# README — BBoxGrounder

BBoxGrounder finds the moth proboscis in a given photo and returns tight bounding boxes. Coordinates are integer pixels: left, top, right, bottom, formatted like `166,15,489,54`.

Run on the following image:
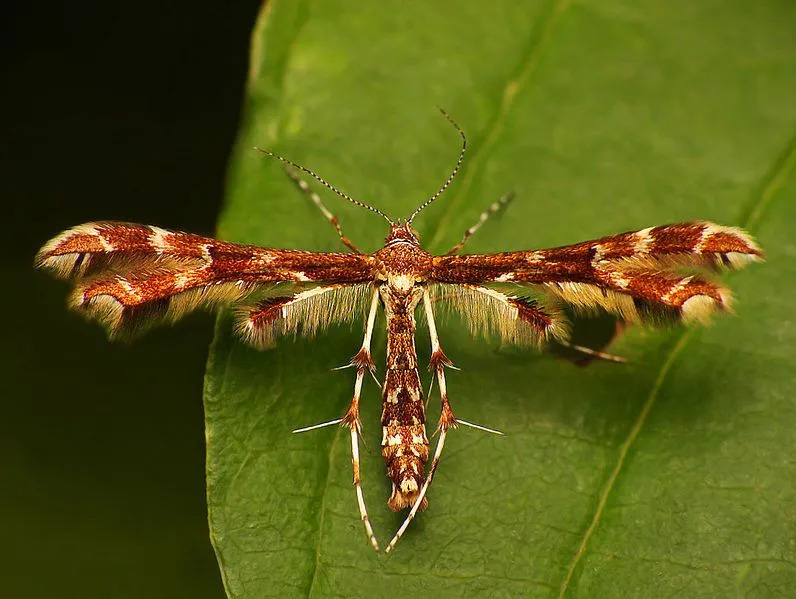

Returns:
35,110,763,553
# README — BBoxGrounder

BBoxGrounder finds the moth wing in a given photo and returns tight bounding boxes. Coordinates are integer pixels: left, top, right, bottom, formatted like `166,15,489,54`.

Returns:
431,221,762,326
36,222,375,338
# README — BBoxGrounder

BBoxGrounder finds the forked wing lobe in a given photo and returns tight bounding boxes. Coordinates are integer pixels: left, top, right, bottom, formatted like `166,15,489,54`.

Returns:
432,222,762,325
36,221,375,337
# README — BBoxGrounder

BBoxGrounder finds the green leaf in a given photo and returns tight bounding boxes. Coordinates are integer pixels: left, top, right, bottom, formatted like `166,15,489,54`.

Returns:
204,1,796,596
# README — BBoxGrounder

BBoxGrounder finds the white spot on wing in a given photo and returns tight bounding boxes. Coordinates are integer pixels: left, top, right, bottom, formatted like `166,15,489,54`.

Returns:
633,227,654,254
525,251,543,264
608,271,630,289
118,278,142,301
695,223,719,253
662,276,692,304
92,226,114,251
174,272,193,289
149,226,171,253
593,243,607,261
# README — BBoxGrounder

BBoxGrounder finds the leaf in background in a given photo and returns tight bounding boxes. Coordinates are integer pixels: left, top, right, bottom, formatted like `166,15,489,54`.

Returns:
204,1,796,596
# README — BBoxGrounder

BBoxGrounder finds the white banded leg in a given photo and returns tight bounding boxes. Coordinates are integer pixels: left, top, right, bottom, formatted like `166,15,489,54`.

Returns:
423,289,457,430
447,191,514,255
385,290,456,553
555,339,628,364
282,165,362,254
342,289,380,551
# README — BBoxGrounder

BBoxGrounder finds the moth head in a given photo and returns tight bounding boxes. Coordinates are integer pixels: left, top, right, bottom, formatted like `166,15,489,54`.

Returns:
385,221,420,245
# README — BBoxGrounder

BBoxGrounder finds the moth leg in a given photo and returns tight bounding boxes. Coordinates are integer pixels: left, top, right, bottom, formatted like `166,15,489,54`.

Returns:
555,339,628,364
341,288,380,551
282,165,363,254
423,289,457,431
446,191,514,255
384,289,456,553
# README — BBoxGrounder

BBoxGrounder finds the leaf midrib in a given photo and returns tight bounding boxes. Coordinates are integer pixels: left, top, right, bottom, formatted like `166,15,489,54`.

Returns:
307,425,345,597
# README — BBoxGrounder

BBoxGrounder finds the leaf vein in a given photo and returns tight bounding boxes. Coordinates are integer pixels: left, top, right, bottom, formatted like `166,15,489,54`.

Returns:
321,561,555,588
745,130,796,230
306,426,344,598
427,0,573,251
555,128,796,597
555,333,692,598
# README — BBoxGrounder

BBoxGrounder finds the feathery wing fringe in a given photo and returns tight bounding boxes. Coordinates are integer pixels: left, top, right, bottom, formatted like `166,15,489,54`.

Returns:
434,284,569,347
236,284,373,349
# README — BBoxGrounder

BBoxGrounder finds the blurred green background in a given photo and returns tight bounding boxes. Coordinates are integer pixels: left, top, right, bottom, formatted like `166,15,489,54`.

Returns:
3,2,259,596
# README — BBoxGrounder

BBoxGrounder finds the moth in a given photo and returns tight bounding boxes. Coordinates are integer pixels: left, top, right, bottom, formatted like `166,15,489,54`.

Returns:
35,112,763,553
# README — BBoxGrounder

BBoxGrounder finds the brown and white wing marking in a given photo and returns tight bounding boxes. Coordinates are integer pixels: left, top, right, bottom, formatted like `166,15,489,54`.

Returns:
35,222,375,337
435,284,569,347
432,222,763,326
236,284,373,349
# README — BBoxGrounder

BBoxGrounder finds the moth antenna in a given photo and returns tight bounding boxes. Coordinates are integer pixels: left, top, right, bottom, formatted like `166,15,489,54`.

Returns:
254,147,393,224
292,418,343,434
456,419,504,436
407,107,467,223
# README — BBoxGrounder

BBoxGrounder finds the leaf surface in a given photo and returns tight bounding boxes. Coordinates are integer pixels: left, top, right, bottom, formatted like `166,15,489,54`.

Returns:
205,1,796,596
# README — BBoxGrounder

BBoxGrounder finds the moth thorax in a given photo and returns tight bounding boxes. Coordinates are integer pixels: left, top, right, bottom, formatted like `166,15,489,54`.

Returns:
387,274,420,292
